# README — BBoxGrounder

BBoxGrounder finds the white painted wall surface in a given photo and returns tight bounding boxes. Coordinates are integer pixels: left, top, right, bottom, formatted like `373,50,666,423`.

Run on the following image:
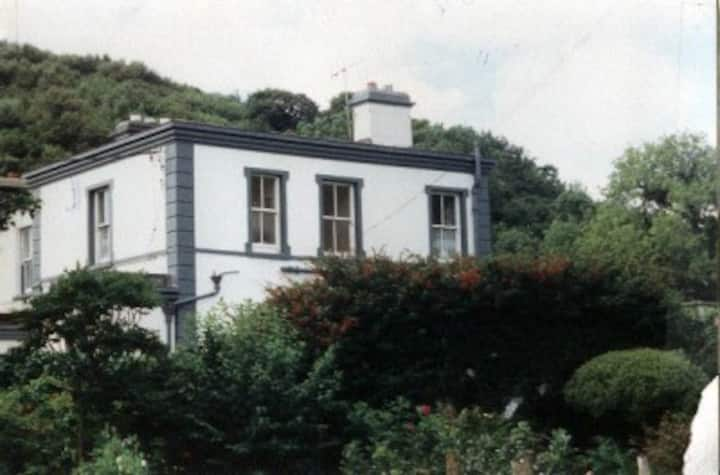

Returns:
352,102,413,147
39,149,167,279
193,144,474,314
194,144,473,258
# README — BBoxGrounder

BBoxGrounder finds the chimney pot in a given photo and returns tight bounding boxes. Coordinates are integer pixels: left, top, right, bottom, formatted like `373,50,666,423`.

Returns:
383,84,393,92
367,81,378,90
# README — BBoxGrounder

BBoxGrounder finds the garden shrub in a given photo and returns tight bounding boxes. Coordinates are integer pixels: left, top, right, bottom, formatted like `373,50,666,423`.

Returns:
582,438,636,475
163,302,343,472
0,375,76,474
268,255,671,412
74,429,149,475
564,348,705,440
341,398,584,474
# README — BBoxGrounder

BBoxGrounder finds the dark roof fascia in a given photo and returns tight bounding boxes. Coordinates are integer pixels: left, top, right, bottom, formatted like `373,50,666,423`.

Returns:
26,121,495,186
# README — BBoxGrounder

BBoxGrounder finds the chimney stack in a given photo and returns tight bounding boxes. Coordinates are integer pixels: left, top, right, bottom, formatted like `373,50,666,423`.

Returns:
349,82,414,147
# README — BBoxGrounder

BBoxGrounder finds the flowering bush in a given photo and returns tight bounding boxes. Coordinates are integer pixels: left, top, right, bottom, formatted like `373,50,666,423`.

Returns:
269,255,672,411
73,429,149,475
341,399,584,474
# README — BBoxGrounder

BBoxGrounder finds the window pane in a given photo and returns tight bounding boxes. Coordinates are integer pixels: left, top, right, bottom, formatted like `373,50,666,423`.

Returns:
20,228,31,259
98,227,110,261
251,176,262,208
96,190,106,224
430,228,442,255
442,229,457,256
431,194,442,225
251,211,262,243
336,220,351,253
443,195,456,226
336,185,351,218
322,184,335,216
21,261,31,292
262,212,277,244
322,219,334,252
262,176,276,209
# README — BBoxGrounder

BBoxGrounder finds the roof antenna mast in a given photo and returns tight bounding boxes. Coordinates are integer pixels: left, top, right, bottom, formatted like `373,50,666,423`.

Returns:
331,64,356,141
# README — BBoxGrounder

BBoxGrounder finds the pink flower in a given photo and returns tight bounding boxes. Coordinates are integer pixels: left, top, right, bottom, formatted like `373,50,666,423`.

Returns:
418,404,431,416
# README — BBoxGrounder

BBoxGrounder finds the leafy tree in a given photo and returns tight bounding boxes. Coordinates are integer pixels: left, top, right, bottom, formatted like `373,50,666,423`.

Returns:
595,133,717,298
0,157,38,231
564,349,706,441
0,375,76,474
8,268,166,461
244,88,319,132
163,302,342,472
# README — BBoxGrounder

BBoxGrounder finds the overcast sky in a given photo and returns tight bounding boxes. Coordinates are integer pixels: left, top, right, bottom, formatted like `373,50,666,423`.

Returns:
0,0,714,195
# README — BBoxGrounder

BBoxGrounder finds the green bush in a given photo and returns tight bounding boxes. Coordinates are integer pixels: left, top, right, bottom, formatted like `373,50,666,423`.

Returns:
341,399,584,474
564,349,705,439
0,375,76,474
269,255,671,412
582,438,636,475
74,429,149,475
163,302,343,472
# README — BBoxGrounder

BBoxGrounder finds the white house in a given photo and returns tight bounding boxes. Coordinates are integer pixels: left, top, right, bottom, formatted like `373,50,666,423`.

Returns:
0,83,494,350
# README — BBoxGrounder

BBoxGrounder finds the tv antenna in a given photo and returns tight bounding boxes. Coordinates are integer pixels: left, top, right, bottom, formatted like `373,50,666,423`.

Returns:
331,61,362,141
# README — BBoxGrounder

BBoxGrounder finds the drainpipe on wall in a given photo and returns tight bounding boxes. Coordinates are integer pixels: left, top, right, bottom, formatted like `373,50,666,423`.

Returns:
167,270,238,350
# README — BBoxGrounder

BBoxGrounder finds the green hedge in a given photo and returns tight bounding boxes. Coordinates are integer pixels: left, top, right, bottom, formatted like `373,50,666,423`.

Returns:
269,255,672,412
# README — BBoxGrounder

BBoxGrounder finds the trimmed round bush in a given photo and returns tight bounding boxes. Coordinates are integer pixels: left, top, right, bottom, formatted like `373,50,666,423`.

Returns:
564,349,706,433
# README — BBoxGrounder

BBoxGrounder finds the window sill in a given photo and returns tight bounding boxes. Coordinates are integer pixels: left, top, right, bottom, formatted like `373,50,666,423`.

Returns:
88,260,113,271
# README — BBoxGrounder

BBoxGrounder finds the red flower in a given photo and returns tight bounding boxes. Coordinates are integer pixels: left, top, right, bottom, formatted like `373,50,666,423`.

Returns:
418,404,431,416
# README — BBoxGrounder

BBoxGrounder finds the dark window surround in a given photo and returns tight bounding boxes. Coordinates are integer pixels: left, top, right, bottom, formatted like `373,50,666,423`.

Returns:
425,186,468,257
244,168,290,257
316,174,364,257
87,181,114,266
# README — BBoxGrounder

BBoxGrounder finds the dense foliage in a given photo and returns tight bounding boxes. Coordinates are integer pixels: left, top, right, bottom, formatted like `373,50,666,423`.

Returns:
269,255,672,417
158,302,343,472
6,268,167,462
564,349,706,440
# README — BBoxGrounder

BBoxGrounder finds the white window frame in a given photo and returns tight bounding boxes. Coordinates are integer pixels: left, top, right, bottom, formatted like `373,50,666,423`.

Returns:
321,182,355,256
426,187,468,259
18,226,33,295
89,185,112,265
250,174,281,252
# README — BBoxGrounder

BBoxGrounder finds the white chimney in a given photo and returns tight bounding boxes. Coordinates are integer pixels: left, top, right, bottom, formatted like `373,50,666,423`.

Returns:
349,82,414,147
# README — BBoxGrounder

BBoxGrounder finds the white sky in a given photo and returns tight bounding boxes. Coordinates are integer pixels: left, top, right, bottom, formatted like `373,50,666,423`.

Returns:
0,0,714,195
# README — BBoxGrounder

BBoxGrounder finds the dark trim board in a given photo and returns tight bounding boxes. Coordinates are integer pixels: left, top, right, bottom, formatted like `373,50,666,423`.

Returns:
26,121,495,186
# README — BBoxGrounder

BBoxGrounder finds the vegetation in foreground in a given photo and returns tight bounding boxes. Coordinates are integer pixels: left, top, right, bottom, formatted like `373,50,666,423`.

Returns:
0,256,707,474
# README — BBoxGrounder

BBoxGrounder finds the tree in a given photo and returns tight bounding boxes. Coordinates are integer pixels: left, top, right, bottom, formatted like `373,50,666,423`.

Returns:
244,88,319,132
0,157,38,231
572,134,716,299
163,302,342,472
8,268,165,461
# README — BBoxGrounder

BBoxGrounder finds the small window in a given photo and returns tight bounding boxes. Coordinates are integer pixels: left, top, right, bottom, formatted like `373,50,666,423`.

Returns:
89,186,112,265
19,226,32,295
250,175,280,247
321,182,355,255
429,192,461,258
245,168,289,255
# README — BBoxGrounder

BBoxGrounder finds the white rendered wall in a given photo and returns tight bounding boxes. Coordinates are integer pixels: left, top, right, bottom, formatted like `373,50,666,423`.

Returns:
0,148,169,349
352,102,413,147
193,144,474,313
39,149,167,279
